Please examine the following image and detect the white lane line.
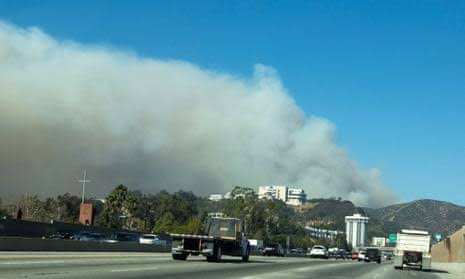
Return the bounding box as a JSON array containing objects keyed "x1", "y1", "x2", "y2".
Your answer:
[
  {"x1": 297, "y1": 266, "x2": 313, "y2": 271},
  {"x1": 1, "y1": 258, "x2": 166, "y2": 265},
  {"x1": 110, "y1": 267, "x2": 159, "y2": 272},
  {"x1": 1, "y1": 260, "x2": 65, "y2": 265}
]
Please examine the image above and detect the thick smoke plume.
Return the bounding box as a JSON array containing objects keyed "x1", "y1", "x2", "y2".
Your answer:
[{"x1": 0, "y1": 22, "x2": 398, "y2": 207}]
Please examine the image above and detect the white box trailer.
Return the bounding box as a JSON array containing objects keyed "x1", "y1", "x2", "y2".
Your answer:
[{"x1": 394, "y1": 229, "x2": 431, "y2": 271}]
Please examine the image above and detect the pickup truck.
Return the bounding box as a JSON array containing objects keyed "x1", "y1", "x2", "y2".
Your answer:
[{"x1": 171, "y1": 217, "x2": 250, "y2": 262}]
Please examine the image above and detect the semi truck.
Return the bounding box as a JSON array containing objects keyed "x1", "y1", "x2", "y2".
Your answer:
[
  {"x1": 170, "y1": 217, "x2": 250, "y2": 262},
  {"x1": 394, "y1": 229, "x2": 431, "y2": 271}
]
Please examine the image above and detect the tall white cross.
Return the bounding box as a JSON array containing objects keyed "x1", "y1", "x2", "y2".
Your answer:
[{"x1": 78, "y1": 169, "x2": 91, "y2": 204}]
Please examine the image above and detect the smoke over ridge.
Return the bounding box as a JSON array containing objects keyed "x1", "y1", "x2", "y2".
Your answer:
[{"x1": 0, "y1": 22, "x2": 398, "y2": 207}]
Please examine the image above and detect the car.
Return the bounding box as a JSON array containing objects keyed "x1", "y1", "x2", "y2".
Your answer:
[
  {"x1": 71, "y1": 231, "x2": 106, "y2": 241},
  {"x1": 328, "y1": 247, "x2": 339, "y2": 258},
  {"x1": 358, "y1": 250, "x2": 366, "y2": 261},
  {"x1": 139, "y1": 234, "x2": 167, "y2": 245},
  {"x1": 335, "y1": 249, "x2": 350, "y2": 260},
  {"x1": 45, "y1": 230, "x2": 74, "y2": 240},
  {"x1": 365, "y1": 248, "x2": 381, "y2": 264},
  {"x1": 351, "y1": 252, "x2": 359, "y2": 260},
  {"x1": 384, "y1": 252, "x2": 393, "y2": 261},
  {"x1": 263, "y1": 243, "x2": 285, "y2": 257},
  {"x1": 289, "y1": 248, "x2": 305, "y2": 255},
  {"x1": 105, "y1": 232, "x2": 140, "y2": 243},
  {"x1": 309, "y1": 245, "x2": 329, "y2": 259}
]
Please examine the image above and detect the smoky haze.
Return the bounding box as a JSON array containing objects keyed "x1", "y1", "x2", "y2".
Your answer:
[{"x1": 0, "y1": 22, "x2": 398, "y2": 207}]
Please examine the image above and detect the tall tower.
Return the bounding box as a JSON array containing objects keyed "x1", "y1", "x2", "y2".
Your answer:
[{"x1": 345, "y1": 213, "x2": 369, "y2": 248}]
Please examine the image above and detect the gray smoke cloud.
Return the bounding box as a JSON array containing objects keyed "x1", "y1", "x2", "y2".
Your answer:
[{"x1": 0, "y1": 22, "x2": 398, "y2": 207}]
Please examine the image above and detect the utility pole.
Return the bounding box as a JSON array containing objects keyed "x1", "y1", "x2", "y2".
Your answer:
[{"x1": 78, "y1": 169, "x2": 91, "y2": 204}]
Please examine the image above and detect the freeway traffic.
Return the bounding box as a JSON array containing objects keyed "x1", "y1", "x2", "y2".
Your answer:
[{"x1": 0, "y1": 252, "x2": 452, "y2": 279}]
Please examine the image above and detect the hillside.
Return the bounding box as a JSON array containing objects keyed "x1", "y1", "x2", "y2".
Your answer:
[
  {"x1": 365, "y1": 199, "x2": 465, "y2": 237},
  {"x1": 302, "y1": 199, "x2": 359, "y2": 231}
]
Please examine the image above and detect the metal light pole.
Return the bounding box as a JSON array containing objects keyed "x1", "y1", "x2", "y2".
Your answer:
[{"x1": 78, "y1": 169, "x2": 91, "y2": 204}]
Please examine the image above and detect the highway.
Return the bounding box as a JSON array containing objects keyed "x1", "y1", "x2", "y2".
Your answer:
[{"x1": 0, "y1": 252, "x2": 452, "y2": 279}]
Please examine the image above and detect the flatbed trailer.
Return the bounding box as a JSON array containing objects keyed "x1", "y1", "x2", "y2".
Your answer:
[{"x1": 171, "y1": 217, "x2": 250, "y2": 262}]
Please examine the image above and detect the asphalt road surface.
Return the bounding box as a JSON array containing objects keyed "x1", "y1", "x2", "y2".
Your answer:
[{"x1": 0, "y1": 252, "x2": 452, "y2": 279}]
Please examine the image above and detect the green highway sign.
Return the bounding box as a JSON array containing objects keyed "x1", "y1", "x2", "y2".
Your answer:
[{"x1": 388, "y1": 233, "x2": 397, "y2": 243}]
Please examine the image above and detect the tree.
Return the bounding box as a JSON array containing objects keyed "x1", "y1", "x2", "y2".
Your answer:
[
  {"x1": 56, "y1": 193, "x2": 81, "y2": 223},
  {"x1": 15, "y1": 195, "x2": 48, "y2": 222},
  {"x1": 100, "y1": 185, "x2": 138, "y2": 229},
  {"x1": 132, "y1": 193, "x2": 157, "y2": 232}
]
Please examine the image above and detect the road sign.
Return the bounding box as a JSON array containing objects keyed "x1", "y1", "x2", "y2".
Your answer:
[
  {"x1": 388, "y1": 233, "x2": 397, "y2": 243},
  {"x1": 434, "y1": 233, "x2": 442, "y2": 242}
]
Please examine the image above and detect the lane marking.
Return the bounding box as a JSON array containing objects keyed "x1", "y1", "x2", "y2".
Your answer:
[
  {"x1": 110, "y1": 267, "x2": 159, "y2": 272},
  {"x1": 1, "y1": 260, "x2": 65, "y2": 265},
  {"x1": 297, "y1": 266, "x2": 314, "y2": 271}
]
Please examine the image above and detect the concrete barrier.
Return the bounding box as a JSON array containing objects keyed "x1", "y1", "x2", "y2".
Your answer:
[
  {"x1": 432, "y1": 225, "x2": 465, "y2": 263},
  {"x1": 0, "y1": 237, "x2": 170, "y2": 252},
  {"x1": 0, "y1": 219, "x2": 140, "y2": 238},
  {"x1": 432, "y1": 263, "x2": 465, "y2": 274}
]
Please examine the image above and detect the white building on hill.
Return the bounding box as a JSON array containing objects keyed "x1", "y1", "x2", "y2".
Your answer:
[
  {"x1": 258, "y1": 185, "x2": 307, "y2": 206},
  {"x1": 208, "y1": 194, "x2": 223, "y2": 201}
]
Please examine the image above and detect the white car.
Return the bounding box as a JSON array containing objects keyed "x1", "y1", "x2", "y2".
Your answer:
[
  {"x1": 139, "y1": 234, "x2": 166, "y2": 245},
  {"x1": 358, "y1": 250, "x2": 366, "y2": 261},
  {"x1": 309, "y1": 245, "x2": 329, "y2": 259}
]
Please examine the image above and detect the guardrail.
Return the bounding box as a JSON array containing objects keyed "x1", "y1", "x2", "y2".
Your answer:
[
  {"x1": 0, "y1": 219, "x2": 140, "y2": 238},
  {"x1": 0, "y1": 237, "x2": 171, "y2": 252}
]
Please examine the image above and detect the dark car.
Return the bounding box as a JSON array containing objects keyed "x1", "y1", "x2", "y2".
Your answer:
[
  {"x1": 289, "y1": 248, "x2": 305, "y2": 255},
  {"x1": 263, "y1": 243, "x2": 285, "y2": 257},
  {"x1": 45, "y1": 231, "x2": 74, "y2": 240},
  {"x1": 365, "y1": 248, "x2": 381, "y2": 264},
  {"x1": 335, "y1": 249, "x2": 350, "y2": 260}
]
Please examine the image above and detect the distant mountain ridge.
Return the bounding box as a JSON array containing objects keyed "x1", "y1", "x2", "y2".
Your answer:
[
  {"x1": 298, "y1": 198, "x2": 464, "y2": 240},
  {"x1": 364, "y1": 199, "x2": 465, "y2": 238}
]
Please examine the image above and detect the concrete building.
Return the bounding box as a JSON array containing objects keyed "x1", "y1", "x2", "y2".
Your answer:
[
  {"x1": 208, "y1": 194, "x2": 223, "y2": 201},
  {"x1": 258, "y1": 185, "x2": 288, "y2": 201},
  {"x1": 372, "y1": 237, "x2": 387, "y2": 247},
  {"x1": 305, "y1": 226, "x2": 343, "y2": 241},
  {"x1": 345, "y1": 213, "x2": 369, "y2": 248},
  {"x1": 258, "y1": 185, "x2": 307, "y2": 205},
  {"x1": 287, "y1": 188, "x2": 307, "y2": 206}
]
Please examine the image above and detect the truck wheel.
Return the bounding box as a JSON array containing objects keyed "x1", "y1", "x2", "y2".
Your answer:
[
  {"x1": 207, "y1": 245, "x2": 222, "y2": 262},
  {"x1": 172, "y1": 253, "x2": 188, "y2": 261},
  {"x1": 215, "y1": 245, "x2": 222, "y2": 262},
  {"x1": 242, "y1": 246, "x2": 250, "y2": 262}
]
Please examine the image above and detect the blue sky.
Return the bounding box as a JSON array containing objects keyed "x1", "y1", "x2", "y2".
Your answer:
[{"x1": 1, "y1": 0, "x2": 464, "y2": 205}]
